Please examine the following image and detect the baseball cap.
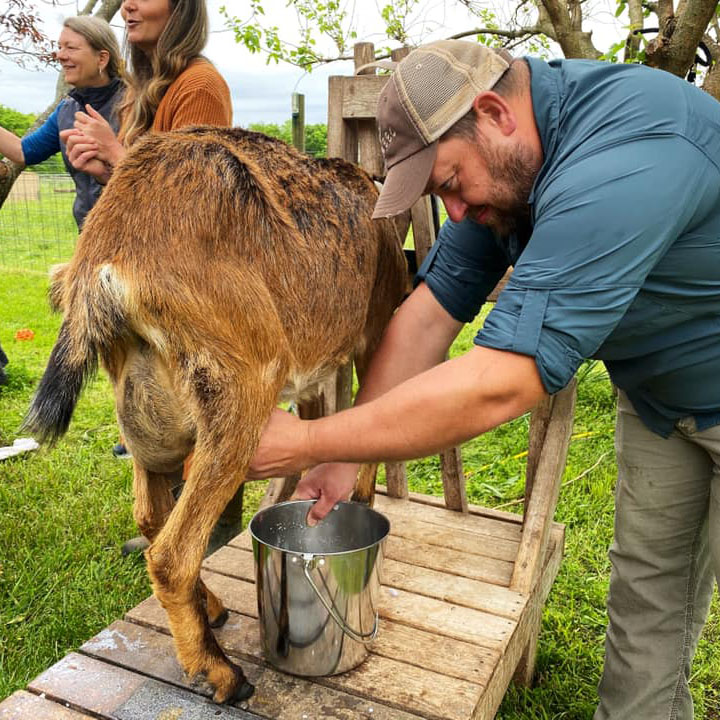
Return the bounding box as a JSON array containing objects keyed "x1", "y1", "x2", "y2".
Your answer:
[{"x1": 373, "y1": 40, "x2": 510, "y2": 218}]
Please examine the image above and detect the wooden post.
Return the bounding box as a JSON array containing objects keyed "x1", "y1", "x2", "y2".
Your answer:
[
  {"x1": 291, "y1": 92, "x2": 305, "y2": 153},
  {"x1": 354, "y1": 43, "x2": 384, "y2": 177}
]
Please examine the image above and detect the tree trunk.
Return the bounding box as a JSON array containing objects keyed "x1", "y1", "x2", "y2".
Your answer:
[
  {"x1": 0, "y1": 0, "x2": 121, "y2": 208},
  {"x1": 644, "y1": 0, "x2": 719, "y2": 78}
]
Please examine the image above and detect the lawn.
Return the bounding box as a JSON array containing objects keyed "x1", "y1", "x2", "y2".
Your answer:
[{"x1": 0, "y1": 265, "x2": 718, "y2": 718}]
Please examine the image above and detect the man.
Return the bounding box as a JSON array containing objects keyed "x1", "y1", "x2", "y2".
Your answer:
[{"x1": 249, "y1": 41, "x2": 720, "y2": 719}]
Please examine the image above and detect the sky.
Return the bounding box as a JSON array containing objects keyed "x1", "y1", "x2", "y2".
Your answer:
[{"x1": 0, "y1": 0, "x2": 624, "y2": 126}]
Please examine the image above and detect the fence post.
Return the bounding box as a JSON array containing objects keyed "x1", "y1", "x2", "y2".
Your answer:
[{"x1": 291, "y1": 92, "x2": 305, "y2": 152}]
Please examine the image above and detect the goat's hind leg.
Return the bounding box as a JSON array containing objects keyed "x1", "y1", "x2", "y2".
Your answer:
[
  {"x1": 131, "y1": 462, "x2": 229, "y2": 628},
  {"x1": 144, "y1": 364, "x2": 284, "y2": 704},
  {"x1": 147, "y1": 455, "x2": 256, "y2": 702}
]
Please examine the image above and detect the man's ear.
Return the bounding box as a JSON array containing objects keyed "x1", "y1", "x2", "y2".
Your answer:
[{"x1": 471, "y1": 92, "x2": 516, "y2": 136}]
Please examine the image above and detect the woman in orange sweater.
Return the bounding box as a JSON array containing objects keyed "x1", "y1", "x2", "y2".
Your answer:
[
  {"x1": 62, "y1": 0, "x2": 241, "y2": 555},
  {"x1": 61, "y1": 0, "x2": 232, "y2": 181}
]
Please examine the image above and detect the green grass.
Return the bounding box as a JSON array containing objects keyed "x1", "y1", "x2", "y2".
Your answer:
[
  {"x1": 0, "y1": 267, "x2": 718, "y2": 718},
  {"x1": 0, "y1": 175, "x2": 78, "y2": 273}
]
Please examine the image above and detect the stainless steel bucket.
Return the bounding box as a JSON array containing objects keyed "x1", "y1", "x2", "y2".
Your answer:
[{"x1": 250, "y1": 500, "x2": 389, "y2": 676}]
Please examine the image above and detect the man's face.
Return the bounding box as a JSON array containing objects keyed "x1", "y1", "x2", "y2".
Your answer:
[{"x1": 428, "y1": 130, "x2": 541, "y2": 236}]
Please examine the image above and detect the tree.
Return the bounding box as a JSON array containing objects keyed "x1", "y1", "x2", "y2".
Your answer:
[
  {"x1": 0, "y1": 104, "x2": 35, "y2": 136},
  {"x1": 0, "y1": 0, "x2": 122, "y2": 206},
  {"x1": 224, "y1": 0, "x2": 720, "y2": 100},
  {"x1": 0, "y1": 0, "x2": 54, "y2": 69},
  {"x1": 248, "y1": 120, "x2": 328, "y2": 157}
]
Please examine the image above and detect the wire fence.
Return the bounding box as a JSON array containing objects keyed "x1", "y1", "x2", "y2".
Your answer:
[{"x1": 0, "y1": 172, "x2": 78, "y2": 274}]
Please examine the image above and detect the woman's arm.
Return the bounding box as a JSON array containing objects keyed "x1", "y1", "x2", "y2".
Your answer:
[{"x1": 0, "y1": 126, "x2": 24, "y2": 165}]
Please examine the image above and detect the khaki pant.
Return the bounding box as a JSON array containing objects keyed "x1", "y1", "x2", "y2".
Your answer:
[{"x1": 594, "y1": 392, "x2": 720, "y2": 720}]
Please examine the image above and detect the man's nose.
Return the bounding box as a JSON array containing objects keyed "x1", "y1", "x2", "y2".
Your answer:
[{"x1": 442, "y1": 195, "x2": 468, "y2": 223}]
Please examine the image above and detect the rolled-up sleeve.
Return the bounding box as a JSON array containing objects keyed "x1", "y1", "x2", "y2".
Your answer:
[
  {"x1": 415, "y1": 216, "x2": 510, "y2": 323},
  {"x1": 476, "y1": 137, "x2": 719, "y2": 393}
]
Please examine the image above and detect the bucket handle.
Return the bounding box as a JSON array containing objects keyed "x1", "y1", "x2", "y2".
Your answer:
[{"x1": 302, "y1": 555, "x2": 379, "y2": 645}]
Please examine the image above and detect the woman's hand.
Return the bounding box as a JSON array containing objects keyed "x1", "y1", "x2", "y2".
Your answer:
[
  {"x1": 73, "y1": 104, "x2": 125, "y2": 167},
  {"x1": 59, "y1": 127, "x2": 111, "y2": 184}
]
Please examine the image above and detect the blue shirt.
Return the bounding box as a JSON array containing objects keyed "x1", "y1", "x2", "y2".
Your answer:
[{"x1": 417, "y1": 58, "x2": 720, "y2": 437}]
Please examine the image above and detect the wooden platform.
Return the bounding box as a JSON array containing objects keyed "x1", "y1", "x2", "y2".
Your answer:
[{"x1": 0, "y1": 491, "x2": 564, "y2": 720}]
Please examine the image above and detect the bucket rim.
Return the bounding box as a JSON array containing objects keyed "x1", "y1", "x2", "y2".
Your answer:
[{"x1": 248, "y1": 499, "x2": 390, "y2": 556}]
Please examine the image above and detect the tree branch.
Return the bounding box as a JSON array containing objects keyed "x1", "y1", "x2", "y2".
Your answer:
[
  {"x1": 646, "y1": 0, "x2": 717, "y2": 75},
  {"x1": 448, "y1": 26, "x2": 543, "y2": 41},
  {"x1": 700, "y1": 32, "x2": 720, "y2": 99},
  {"x1": 625, "y1": 0, "x2": 645, "y2": 60},
  {"x1": 537, "y1": 0, "x2": 602, "y2": 58}
]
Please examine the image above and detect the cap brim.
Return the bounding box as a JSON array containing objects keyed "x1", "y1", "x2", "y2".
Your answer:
[{"x1": 372, "y1": 142, "x2": 438, "y2": 218}]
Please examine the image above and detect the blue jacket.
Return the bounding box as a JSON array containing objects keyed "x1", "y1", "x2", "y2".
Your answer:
[{"x1": 417, "y1": 58, "x2": 720, "y2": 436}]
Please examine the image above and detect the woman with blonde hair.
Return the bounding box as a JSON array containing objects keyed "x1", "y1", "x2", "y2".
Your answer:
[
  {"x1": 62, "y1": 0, "x2": 231, "y2": 182},
  {"x1": 0, "y1": 16, "x2": 124, "y2": 228}
]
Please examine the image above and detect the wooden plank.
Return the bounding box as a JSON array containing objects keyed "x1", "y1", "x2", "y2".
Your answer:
[
  {"x1": 511, "y1": 380, "x2": 576, "y2": 595},
  {"x1": 373, "y1": 491, "x2": 526, "y2": 531},
  {"x1": 374, "y1": 494, "x2": 523, "y2": 541},
  {"x1": 524, "y1": 393, "x2": 555, "y2": 510},
  {"x1": 128, "y1": 589, "x2": 499, "y2": 688},
  {"x1": 377, "y1": 507, "x2": 520, "y2": 562},
  {"x1": 327, "y1": 76, "x2": 358, "y2": 162},
  {"x1": 354, "y1": 43, "x2": 384, "y2": 178},
  {"x1": 410, "y1": 195, "x2": 435, "y2": 266},
  {"x1": 385, "y1": 461, "x2": 409, "y2": 499},
  {"x1": 92, "y1": 619, "x2": 479, "y2": 720},
  {"x1": 385, "y1": 535, "x2": 514, "y2": 586},
  {"x1": 0, "y1": 691, "x2": 93, "y2": 719},
  {"x1": 381, "y1": 559, "x2": 525, "y2": 620},
  {"x1": 333, "y1": 75, "x2": 389, "y2": 119},
  {"x1": 379, "y1": 587, "x2": 514, "y2": 649},
  {"x1": 472, "y1": 528, "x2": 564, "y2": 719},
  {"x1": 201, "y1": 551, "x2": 513, "y2": 647},
  {"x1": 226, "y1": 530, "x2": 513, "y2": 586},
  {"x1": 203, "y1": 544, "x2": 525, "y2": 619},
  {"x1": 27, "y1": 653, "x2": 259, "y2": 720}
]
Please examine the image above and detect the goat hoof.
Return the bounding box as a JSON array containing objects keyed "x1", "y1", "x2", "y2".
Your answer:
[
  {"x1": 233, "y1": 680, "x2": 255, "y2": 703},
  {"x1": 213, "y1": 677, "x2": 255, "y2": 704},
  {"x1": 209, "y1": 608, "x2": 229, "y2": 628}
]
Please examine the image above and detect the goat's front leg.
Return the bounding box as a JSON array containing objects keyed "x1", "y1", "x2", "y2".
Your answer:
[
  {"x1": 132, "y1": 463, "x2": 228, "y2": 628},
  {"x1": 145, "y1": 452, "x2": 254, "y2": 703}
]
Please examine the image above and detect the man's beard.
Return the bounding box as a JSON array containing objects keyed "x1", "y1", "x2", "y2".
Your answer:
[{"x1": 470, "y1": 139, "x2": 540, "y2": 236}]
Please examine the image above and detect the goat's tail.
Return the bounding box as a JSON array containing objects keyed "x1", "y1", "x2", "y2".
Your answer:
[
  {"x1": 23, "y1": 321, "x2": 98, "y2": 443},
  {"x1": 24, "y1": 264, "x2": 125, "y2": 444}
]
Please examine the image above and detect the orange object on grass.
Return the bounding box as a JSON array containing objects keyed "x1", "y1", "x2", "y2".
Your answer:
[{"x1": 14, "y1": 329, "x2": 35, "y2": 341}]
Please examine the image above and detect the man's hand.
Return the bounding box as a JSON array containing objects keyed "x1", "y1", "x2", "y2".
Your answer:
[
  {"x1": 247, "y1": 408, "x2": 313, "y2": 479},
  {"x1": 291, "y1": 462, "x2": 359, "y2": 526}
]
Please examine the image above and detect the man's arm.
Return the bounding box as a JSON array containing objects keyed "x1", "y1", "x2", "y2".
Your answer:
[
  {"x1": 355, "y1": 282, "x2": 464, "y2": 405},
  {"x1": 249, "y1": 282, "x2": 546, "y2": 478},
  {"x1": 248, "y1": 282, "x2": 462, "y2": 519},
  {"x1": 309, "y1": 344, "x2": 544, "y2": 466}
]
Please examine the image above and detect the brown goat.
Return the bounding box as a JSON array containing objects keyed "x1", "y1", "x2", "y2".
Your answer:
[{"x1": 25, "y1": 126, "x2": 407, "y2": 703}]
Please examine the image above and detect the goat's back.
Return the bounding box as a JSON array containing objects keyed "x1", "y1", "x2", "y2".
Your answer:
[{"x1": 68, "y1": 127, "x2": 406, "y2": 378}]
